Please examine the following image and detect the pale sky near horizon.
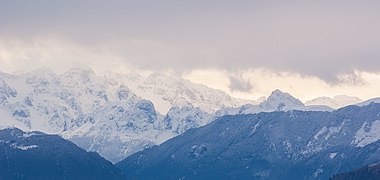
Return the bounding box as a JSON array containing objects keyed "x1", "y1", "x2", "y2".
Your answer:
[{"x1": 1, "y1": 0, "x2": 380, "y2": 101}]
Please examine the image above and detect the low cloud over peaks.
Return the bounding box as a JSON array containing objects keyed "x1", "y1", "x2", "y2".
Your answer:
[
  {"x1": 228, "y1": 74, "x2": 254, "y2": 93},
  {"x1": 0, "y1": 1, "x2": 380, "y2": 84}
]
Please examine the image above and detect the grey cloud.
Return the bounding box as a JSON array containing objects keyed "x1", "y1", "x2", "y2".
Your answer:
[
  {"x1": 337, "y1": 73, "x2": 367, "y2": 86},
  {"x1": 1, "y1": 0, "x2": 380, "y2": 84},
  {"x1": 228, "y1": 74, "x2": 254, "y2": 93}
]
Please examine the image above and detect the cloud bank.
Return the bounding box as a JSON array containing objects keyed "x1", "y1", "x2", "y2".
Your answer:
[{"x1": 0, "y1": 0, "x2": 380, "y2": 84}]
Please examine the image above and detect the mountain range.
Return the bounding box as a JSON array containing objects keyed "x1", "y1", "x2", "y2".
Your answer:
[
  {"x1": 0, "y1": 68, "x2": 373, "y2": 163},
  {"x1": 117, "y1": 103, "x2": 380, "y2": 179},
  {"x1": 1, "y1": 68, "x2": 380, "y2": 179},
  {"x1": 0, "y1": 68, "x2": 245, "y2": 162}
]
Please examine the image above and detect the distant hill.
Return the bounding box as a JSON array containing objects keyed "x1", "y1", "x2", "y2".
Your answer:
[
  {"x1": 305, "y1": 95, "x2": 362, "y2": 109},
  {"x1": 0, "y1": 128, "x2": 125, "y2": 180}
]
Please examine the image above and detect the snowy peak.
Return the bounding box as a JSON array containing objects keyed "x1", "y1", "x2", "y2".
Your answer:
[
  {"x1": 21, "y1": 67, "x2": 59, "y2": 85},
  {"x1": 164, "y1": 106, "x2": 211, "y2": 134},
  {"x1": 305, "y1": 95, "x2": 362, "y2": 109},
  {"x1": 260, "y1": 89, "x2": 304, "y2": 111},
  {"x1": 60, "y1": 68, "x2": 99, "y2": 86},
  {"x1": 215, "y1": 89, "x2": 334, "y2": 117},
  {"x1": 105, "y1": 71, "x2": 250, "y2": 114}
]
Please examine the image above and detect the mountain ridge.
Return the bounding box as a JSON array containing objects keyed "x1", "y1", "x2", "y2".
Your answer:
[
  {"x1": 0, "y1": 127, "x2": 125, "y2": 180},
  {"x1": 117, "y1": 103, "x2": 380, "y2": 179},
  {"x1": 0, "y1": 68, "x2": 377, "y2": 163}
]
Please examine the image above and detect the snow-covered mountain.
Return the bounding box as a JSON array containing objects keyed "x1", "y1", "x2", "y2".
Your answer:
[
  {"x1": 104, "y1": 72, "x2": 251, "y2": 114},
  {"x1": 59, "y1": 88, "x2": 376, "y2": 163},
  {"x1": 0, "y1": 68, "x2": 248, "y2": 130},
  {"x1": 64, "y1": 102, "x2": 213, "y2": 163},
  {"x1": 117, "y1": 103, "x2": 380, "y2": 179},
  {"x1": 305, "y1": 95, "x2": 362, "y2": 109},
  {"x1": 215, "y1": 89, "x2": 334, "y2": 118},
  {"x1": 1, "y1": 68, "x2": 376, "y2": 164},
  {"x1": 0, "y1": 68, "x2": 241, "y2": 162}
]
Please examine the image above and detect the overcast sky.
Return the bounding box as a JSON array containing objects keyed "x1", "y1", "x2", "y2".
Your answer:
[{"x1": 1, "y1": 0, "x2": 380, "y2": 101}]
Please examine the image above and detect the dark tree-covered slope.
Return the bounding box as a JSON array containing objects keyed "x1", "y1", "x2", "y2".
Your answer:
[
  {"x1": 0, "y1": 128, "x2": 125, "y2": 180},
  {"x1": 117, "y1": 103, "x2": 380, "y2": 180}
]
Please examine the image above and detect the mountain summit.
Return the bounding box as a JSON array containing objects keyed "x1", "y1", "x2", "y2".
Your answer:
[{"x1": 260, "y1": 89, "x2": 304, "y2": 111}]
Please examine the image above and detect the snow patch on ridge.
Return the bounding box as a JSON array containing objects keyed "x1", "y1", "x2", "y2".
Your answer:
[
  {"x1": 11, "y1": 144, "x2": 38, "y2": 150},
  {"x1": 352, "y1": 120, "x2": 380, "y2": 147},
  {"x1": 330, "y1": 152, "x2": 337, "y2": 159}
]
